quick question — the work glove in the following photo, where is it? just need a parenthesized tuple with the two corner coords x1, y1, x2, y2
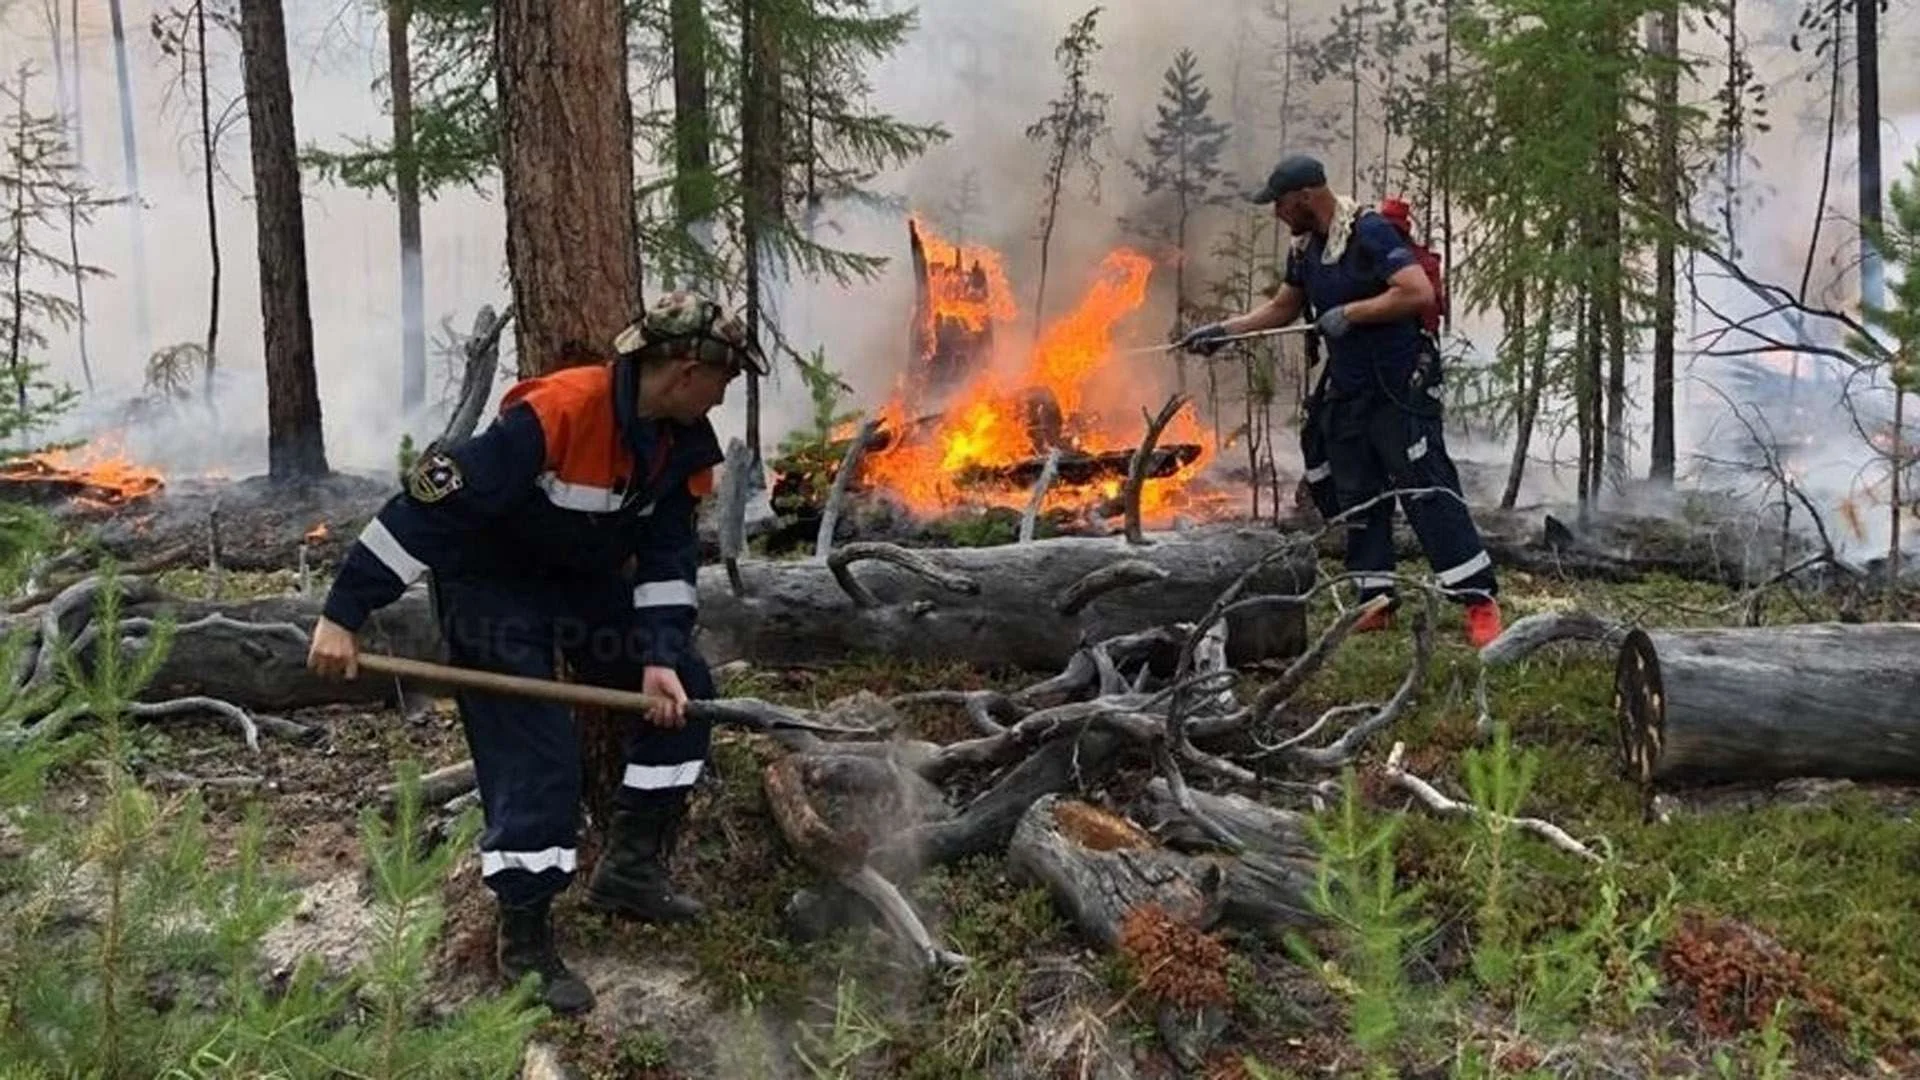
(1175, 322, 1230, 356)
(1315, 305, 1352, 340)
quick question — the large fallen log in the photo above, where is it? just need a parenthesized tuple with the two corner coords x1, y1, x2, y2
(93, 526, 1310, 711)
(1614, 624, 1920, 788)
(704, 526, 1313, 672)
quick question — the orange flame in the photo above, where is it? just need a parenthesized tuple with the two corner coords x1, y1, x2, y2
(304, 522, 330, 543)
(861, 228, 1216, 524)
(912, 216, 1017, 348)
(0, 436, 165, 508)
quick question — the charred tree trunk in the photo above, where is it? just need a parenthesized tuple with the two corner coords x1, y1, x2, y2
(1500, 278, 1531, 510)
(1614, 624, 1920, 788)
(239, 0, 329, 480)
(1856, 0, 1883, 308)
(390, 0, 427, 412)
(496, 0, 640, 377)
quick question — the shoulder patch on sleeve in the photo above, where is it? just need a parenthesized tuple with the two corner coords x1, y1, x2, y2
(689, 466, 715, 499)
(406, 450, 465, 504)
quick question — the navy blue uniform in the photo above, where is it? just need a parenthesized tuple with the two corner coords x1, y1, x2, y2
(1285, 211, 1496, 603)
(324, 357, 724, 906)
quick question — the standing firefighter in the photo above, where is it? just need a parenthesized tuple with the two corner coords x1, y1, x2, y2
(1180, 155, 1502, 646)
(307, 293, 767, 1015)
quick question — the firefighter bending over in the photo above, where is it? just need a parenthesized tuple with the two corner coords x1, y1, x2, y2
(1178, 154, 1502, 647)
(308, 293, 768, 1015)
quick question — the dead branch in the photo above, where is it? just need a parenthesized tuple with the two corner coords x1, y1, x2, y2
(815, 418, 882, 562)
(1478, 611, 1630, 668)
(888, 689, 1013, 736)
(845, 865, 970, 968)
(717, 437, 754, 596)
(1286, 595, 1435, 769)
(1020, 447, 1062, 543)
(1054, 558, 1171, 615)
(436, 303, 513, 451)
(826, 542, 981, 609)
(1382, 741, 1602, 863)
(6, 542, 196, 613)
(1242, 595, 1395, 732)
(1124, 394, 1190, 545)
(378, 759, 477, 808)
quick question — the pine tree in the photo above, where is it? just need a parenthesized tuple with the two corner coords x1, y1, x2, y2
(1127, 48, 1231, 333)
(0, 65, 107, 440)
(1851, 150, 1920, 593)
(1025, 6, 1111, 340)
(1426, 0, 1713, 506)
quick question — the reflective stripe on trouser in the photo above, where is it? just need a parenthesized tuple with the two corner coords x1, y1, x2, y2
(1298, 411, 1341, 521)
(435, 576, 715, 906)
(1322, 394, 1497, 604)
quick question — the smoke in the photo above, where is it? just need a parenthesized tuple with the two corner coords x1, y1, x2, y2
(3, 0, 1916, 537)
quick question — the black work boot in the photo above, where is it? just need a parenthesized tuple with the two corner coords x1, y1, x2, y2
(496, 898, 595, 1015)
(585, 800, 704, 923)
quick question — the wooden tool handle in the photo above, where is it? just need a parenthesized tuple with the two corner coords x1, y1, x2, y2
(355, 652, 672, 713)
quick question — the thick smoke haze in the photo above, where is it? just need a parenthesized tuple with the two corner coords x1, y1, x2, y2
(0, 0, 1915, 542)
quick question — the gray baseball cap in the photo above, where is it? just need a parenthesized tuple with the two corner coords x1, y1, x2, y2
(1246, 154, 1328, 204)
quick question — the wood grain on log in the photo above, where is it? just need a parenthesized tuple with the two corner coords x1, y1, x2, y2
(1007, 795, 1224, 948)
(1614, 624, 1920, 788)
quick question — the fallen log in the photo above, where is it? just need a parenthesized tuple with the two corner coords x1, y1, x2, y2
(96, 525, 1309, 711)
(126, 591, 443, 710)
(703, 526, 1313, 672)
(1007, 795, 1224, 948)
(1614, 624, 1920, 788)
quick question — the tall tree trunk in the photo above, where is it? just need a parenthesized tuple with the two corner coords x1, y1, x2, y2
(1856, 0, 1883, 308)
(1601, 13, 1627, 493)
(739, 0, 784, 466)
(496, 0, 640, 378)
(495, 0, 640, 841)
(197, 0, 221, 405)
(1347, 10, 1362, 198)
(669, 0, 713, 264)
(238, 0, 329, 480)
(108, 0, 151, 360)
(1649, 3, 1679, 484)
(390, 0, 426, 412)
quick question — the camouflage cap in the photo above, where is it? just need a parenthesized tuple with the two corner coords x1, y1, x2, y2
(613, 291, 769, 376)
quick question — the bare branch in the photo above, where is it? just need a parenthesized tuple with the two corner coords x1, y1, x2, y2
(1124, 393, 1189, 544)
(1053, 558, 1170, 615)
(827, 542, 980, 609)
(816, 417, 881, 562)
(1382, 741, 1602, 863)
